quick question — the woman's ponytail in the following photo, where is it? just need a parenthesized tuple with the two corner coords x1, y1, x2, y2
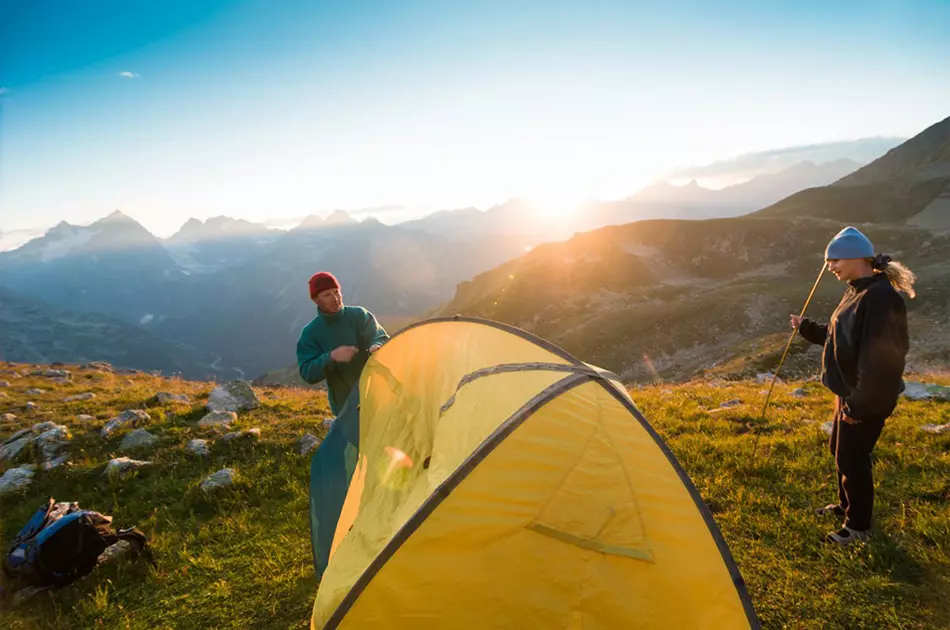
(871, 254, 916, 298)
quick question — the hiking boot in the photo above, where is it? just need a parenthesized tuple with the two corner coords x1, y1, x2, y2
(816, 503, 845, 518)
(825, 526, 870, 546)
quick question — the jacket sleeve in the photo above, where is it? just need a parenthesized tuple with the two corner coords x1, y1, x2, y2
(797, 317, 828, 345)
(360, 309, 390, 349)
(843, 289, 909, 422)
(297, 331, 334, 384)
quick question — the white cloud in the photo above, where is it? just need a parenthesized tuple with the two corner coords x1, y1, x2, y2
(117, 71, 140, 79)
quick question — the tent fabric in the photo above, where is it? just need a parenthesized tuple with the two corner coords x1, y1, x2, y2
(307, 316, 760, 629)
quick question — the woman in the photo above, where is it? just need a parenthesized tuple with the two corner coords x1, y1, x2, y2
(790, 226, 914, 545)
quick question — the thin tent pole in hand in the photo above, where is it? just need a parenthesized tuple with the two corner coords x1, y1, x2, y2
(760, 262, 827, 421)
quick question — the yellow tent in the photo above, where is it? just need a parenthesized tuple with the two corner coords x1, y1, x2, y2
(308, 316, 759, 629)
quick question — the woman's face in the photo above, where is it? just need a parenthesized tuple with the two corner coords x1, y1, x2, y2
(827, 258, 871, 282)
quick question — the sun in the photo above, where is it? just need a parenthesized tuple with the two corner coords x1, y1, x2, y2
(526, 191, 584, 223)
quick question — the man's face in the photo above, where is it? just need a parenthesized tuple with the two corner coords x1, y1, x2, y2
(314, 287, 343, 313)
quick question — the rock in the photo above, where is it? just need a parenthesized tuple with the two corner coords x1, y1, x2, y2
(101, 409, 151, 437)
(820, 421, 834, 435)
(41, 369, 71, 379)
(791, 388, 807, 398)
(0, 380, 9, 387)
(115, 367, 141, 375)
(207, 381, 260, 413)
(0, 436, 31, 462)
(719, 399, 741, 408)
(153, 392, 191, 405)
(25, 388, 45, 396)
(24, 402, 38, 412)
(198, 410, 237, 429)
(33, 425, 70, 460)
(42, 454, 70, 470)
(920, 423, 950, 434)
(2, 413, 17, 422)
(297, 433, 321, 455)
(186, 439, 210, 456)
(221, 428, 261, 442)
(320, 418, 335, 432)
(104, 457, 152, 475)
(120, 429, 159, 451)
(32, 421, 59, 433)
(64, 392, 96, 402)
(201, 468, 236, 491)
(98, 540, 135, 565)
(903, 382, 950, 402)
(0, 464, 37, 495)
(5, 427, 32, 442)
(77, 414, 95, 423)
(82, 361, 113, 372)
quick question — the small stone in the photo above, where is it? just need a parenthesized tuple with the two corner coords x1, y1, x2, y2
(2, 413, 18, 422)
(297, 433, 321, 455)
(104, 457, 152, 475)
(82, 361, 113, 372)
(42, 454, 70, 470)
(791, 388, 807, 398)
(920, 423, 950, 434)
(221, 428, 261, 442)
(207, 381, 260, 413)
(0, 464, 37, 495)
(24, 402, 38, 412)
(719, 399, 741, 408)
(320, 418, 335, 432)
(77, 414, 95, 422)
(153, 392, 191, 405)
(201, 468, 236, 491)
(101, 409, 151, 437)
(120, 429, 159, 451)
(820, 421, 834, 435)
(64, 392, 96, 402)
(198, 410, 237, 429)
(25, 388, 44, 396)
(98, 540, 135, 565)
(186, 439, 210, 456)
(42, 369, 71, 379)
(0, 380, 9, 387)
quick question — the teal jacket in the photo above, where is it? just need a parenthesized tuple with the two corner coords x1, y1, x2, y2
(296, 306, 389, 415)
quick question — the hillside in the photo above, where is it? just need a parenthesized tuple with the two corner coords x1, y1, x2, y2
(2, 363, 949, 628)
(0, 287, 232, 381)
(835, 115, 950, 185)
(439, 115, 950, 381)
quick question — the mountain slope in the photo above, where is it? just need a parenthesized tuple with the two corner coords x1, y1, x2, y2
(0, 286, 230, 379)
(835, 115, 950, 185)
(439, 116, 950, 381)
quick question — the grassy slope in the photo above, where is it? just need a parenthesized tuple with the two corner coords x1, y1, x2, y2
(2, 365, 949, 629)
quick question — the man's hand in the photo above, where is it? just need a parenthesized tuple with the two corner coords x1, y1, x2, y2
(790, 314, 803, 329)
(330, 345, 359, 363)
(369, 343, 382, 353)
(841, 414, 862, 425)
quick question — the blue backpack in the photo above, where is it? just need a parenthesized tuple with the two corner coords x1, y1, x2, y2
(3, 497, 154, 591)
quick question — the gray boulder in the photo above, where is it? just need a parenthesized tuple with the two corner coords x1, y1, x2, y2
(64, 393, 96, 402)
(153, 392, 191, 405)
(101, 409, 151, 437)
(0, 464, 37, 495)
(207, 381, 260, 413)
(297, 433, 321, 455)
(104, 457, 152, 475)
(186, 439, 210, 456)
(903, 382, 950, 402)
(201, 468, 236, 491)
(120, 429, 159, 451)
(221, 428, 261, 442)
(198, 410, 237, 429)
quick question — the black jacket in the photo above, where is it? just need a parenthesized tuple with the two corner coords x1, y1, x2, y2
(798, 273, 909, 422)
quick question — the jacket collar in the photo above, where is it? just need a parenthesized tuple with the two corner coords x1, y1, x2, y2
(318, 305, 346, 323)
(848, 272, 886, 292)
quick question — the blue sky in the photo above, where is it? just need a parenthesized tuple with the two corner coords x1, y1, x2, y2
(1, 0, 948, 236)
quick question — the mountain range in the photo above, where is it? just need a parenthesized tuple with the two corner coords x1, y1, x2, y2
(4, 128, 946, 382)
(438, 114, 950, 381)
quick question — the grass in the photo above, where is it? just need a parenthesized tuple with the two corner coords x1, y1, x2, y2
(2, 363, 950, 629)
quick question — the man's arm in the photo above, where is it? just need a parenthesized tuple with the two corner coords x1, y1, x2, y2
(843, 290, 909, 422)
(361, 310, 390, 350)
(297, 332, 334, 384)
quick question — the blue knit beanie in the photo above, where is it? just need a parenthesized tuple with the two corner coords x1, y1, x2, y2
(825, 226, 874, 260)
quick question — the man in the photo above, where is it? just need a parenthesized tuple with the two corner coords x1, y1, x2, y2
(296, 271, 389, 415)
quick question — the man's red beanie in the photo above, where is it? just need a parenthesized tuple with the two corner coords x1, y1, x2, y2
(309, 272, 341, 299)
